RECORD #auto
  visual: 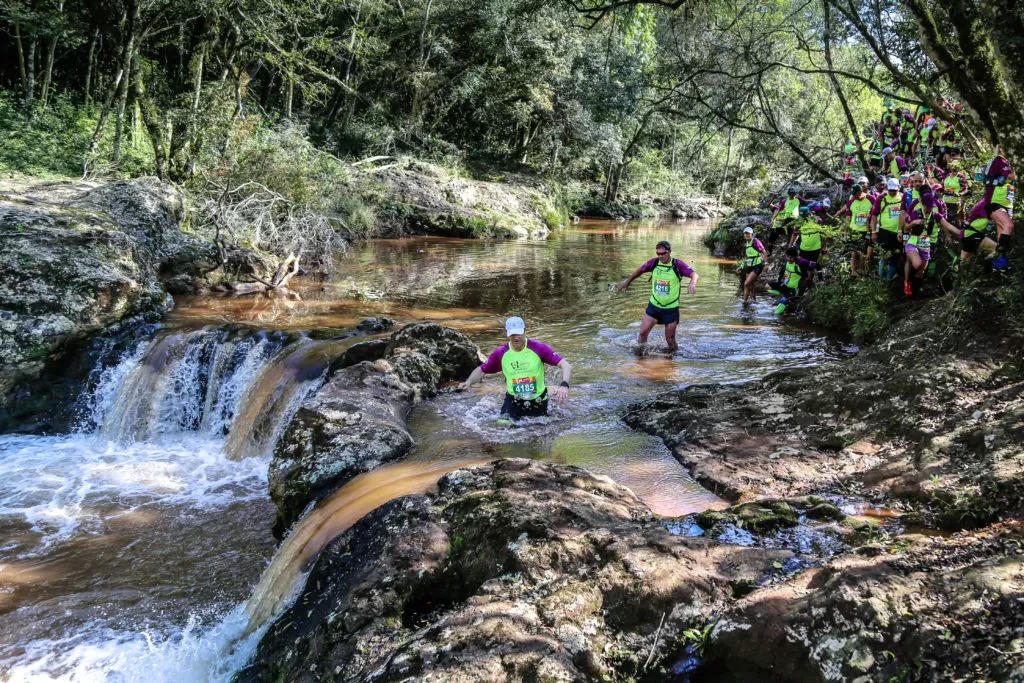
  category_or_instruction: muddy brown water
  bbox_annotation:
[0,218,844,680]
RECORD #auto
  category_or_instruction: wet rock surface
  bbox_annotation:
[242,458,789,682]
[704,521,1024,682]
[268,323,484,537]
[624,303,1024,527]
[0,178,180,426]
[374,163,558,239]
[703,208,773,258]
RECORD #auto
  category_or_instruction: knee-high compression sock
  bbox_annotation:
[997,234,1012,255]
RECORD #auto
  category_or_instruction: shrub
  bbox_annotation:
[806,275,897,343]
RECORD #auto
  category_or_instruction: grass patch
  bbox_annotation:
[805,275,897,343]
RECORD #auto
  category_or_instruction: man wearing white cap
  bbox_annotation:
[458,316,572,420]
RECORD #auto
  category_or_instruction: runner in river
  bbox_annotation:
[737,226,767,305]
[619,240,700,353]
[458,316,571,420]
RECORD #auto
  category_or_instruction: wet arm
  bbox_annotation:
[459,366,486,390]
[553,359,572,403]
[619,264,647,290]
[687,272,700,295]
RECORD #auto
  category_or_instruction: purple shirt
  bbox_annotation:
[480,339,563,374]
[638,257,695,278]
[967,200,988,223]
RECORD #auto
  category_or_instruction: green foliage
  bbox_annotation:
[681,622,716,657]
[0,93,96,177]
[806,275,897,343]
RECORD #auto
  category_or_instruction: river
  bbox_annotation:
[0,218,844,681]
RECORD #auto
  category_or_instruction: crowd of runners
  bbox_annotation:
[747,100,1015,307]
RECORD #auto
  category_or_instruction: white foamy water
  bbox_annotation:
[0,433,276,682]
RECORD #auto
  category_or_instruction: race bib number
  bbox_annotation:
[854,214,869,227]
[511,376,537,397]
[744,257,755,266]
[919,237,931,250]
[1008,185,1015,205]
[654,279,671,296]
[888,206,901,220]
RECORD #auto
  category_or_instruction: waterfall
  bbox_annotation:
[241,457,492,634]
[85,327,329,458]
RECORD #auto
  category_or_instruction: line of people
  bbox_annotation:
[760,147,1014,305]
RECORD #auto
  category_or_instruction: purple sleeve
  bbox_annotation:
[870,196,883,216]
[479,344,508,374]
[526,339,563,366]
[673,258,695,278]
[637,257,658,275]
[896,156,907,172]
[796,257,817,270]
[752,238,766,253]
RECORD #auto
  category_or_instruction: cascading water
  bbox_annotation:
[0,325,340,681]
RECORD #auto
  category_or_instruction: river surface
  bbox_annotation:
[0,218,844,681]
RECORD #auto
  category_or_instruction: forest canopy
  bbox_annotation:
[1,0,1021,203]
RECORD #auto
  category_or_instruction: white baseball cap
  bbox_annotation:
[822,197,831,207]
[887,178,900,190]
[505,316,526,336]
[743,226,753,234]
[858,176,869,184]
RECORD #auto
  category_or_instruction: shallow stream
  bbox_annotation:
[0,218,844,680]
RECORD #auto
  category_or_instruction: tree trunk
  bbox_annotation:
[40,0,65,110]
[822,0,871,180]
[112,0,140,168]
[134,63,168,180]
[14,23,28,101]
[718,127,734,205]
[26,37,37,107]
[284,77,293,119]
[84,29,99,106]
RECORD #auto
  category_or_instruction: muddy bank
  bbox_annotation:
[242,458,787,682]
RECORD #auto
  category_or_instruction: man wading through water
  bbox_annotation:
[458,317,571,421]
[619,240,700,353]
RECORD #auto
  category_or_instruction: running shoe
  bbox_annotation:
[903,280,913,296]
[992,254,1009,272]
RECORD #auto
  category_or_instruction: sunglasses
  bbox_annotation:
[656,250,669,256]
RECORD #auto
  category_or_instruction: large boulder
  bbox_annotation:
[703,522,1024,682]
[0,179,179,428]
[240,458,789,682]
[268,323,485,536]
[703,208,773,258]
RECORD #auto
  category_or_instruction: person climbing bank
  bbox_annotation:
[458,317,571,420]
[619,240,700,353]
[737,226,767,304]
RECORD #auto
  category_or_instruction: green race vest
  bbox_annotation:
[849,198,874,232]
[889,158,902,177]
[649,261,682,309]
[782,261,803,290]
[992,182,1015,210]
[798,220,821,251]
[943,174,962,205]
[743,240,763,267]
[501,341,546,400]
[775,197,800,225]
[877,194,903,232]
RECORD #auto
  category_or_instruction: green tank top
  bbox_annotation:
[501,342,546,400]
[849,198,873,232]
[775,197,800,225]
[877,194,903,232]
[782,261,803,290]
[943,174,962,204]
[649,261,682,309]
[992,182,1015,209]
[743,240,763,267]
[798,220,821,251]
